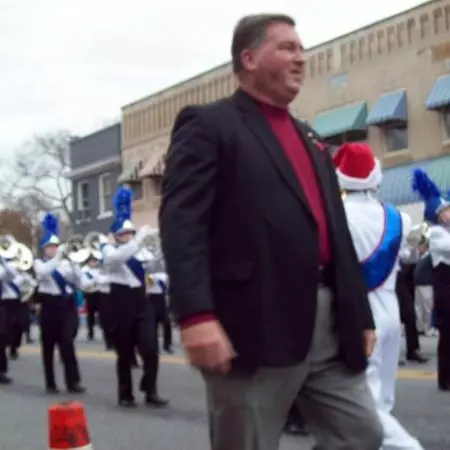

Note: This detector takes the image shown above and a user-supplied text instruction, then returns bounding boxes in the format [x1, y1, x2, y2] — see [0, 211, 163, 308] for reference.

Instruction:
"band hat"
[110, 186, 136, 235]
[333, 142, 382, 191]
[40, 213, 61, 248]
[412, 168, 450, 224]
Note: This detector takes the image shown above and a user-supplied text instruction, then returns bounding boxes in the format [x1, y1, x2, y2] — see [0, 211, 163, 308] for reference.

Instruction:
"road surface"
[0, 328, 448, 450]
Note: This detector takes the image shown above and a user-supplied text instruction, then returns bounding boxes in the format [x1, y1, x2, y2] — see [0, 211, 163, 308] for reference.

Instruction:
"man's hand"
[364, 330, 376, 357]
[181, 320, 236, 374]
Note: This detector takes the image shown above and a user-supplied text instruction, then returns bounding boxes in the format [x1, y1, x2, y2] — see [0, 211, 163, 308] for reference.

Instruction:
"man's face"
[44, 244, 58, 259]
[242, 22, 306, 105]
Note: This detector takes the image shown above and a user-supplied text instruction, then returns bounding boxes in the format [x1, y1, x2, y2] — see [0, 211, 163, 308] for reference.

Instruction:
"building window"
[77, 180, 90, 220]
[324, 130, 367, 146]
[131, 183, 143, 201]
[383, 124, 408, 152]
[98, 173, 113, 216]
[442, 108, 450, 141]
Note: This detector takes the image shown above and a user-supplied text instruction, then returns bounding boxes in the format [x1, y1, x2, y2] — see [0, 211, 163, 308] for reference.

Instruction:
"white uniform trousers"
[367, 298, 423, 450]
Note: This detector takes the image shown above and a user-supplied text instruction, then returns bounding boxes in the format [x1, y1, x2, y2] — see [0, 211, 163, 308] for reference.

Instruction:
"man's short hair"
[231, 14, 296, 74]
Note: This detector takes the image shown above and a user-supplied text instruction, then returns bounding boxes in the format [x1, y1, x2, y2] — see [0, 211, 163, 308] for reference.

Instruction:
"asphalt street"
[0, 328, 448, 450]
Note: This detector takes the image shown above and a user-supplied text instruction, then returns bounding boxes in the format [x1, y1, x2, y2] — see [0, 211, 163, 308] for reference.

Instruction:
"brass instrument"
[135, 227, 163, 263]
[83, 231, 108, 261]
[143, 228, 163, 260]
[65, 234, 90, 264]
[0, 235, 19, 260]
[0, 235, 34, 271]
[11, 242, 34, 272]
[406, 222, 430, 248]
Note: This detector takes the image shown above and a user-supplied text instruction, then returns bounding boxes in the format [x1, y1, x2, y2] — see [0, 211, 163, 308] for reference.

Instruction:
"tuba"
[83, 231, 108, 261]
[0, 235, 34, 271]
[0, 235, 19, 260]
[65, 234, 91, 264]
[12, 242, 34, 272]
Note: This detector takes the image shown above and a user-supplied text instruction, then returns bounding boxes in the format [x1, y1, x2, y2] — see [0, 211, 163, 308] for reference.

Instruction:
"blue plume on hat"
[412, 169, 441, 199]
[412, 168, 447, 224]
[110, 186, 134, 233]
[41, 213, 59, 235]
[40, 212, 60, 248]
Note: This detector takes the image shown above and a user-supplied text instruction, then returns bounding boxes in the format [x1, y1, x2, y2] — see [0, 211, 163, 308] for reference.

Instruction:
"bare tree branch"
[0, 130, 74, 232]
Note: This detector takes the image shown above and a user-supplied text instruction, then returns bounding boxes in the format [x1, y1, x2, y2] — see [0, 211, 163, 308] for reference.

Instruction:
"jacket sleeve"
[159, 106, 218, 323]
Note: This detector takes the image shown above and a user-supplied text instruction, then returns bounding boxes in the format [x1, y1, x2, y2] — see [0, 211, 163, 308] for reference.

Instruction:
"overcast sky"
[1, 0, 425, 156]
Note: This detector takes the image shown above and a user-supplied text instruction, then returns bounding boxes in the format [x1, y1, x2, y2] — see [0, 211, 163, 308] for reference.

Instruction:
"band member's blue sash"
[7, 281, 21, 298]
[157, 279, 167, 293]
[362, 203, 403, 292]
[51, 270, 72, 297]
[127, 257, 146, 285]
[85, 271, 94, 280]
[100, 242, 146, 285]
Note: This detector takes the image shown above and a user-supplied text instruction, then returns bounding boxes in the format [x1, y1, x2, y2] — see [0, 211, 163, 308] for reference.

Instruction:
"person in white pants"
[334, 142, 424, 450]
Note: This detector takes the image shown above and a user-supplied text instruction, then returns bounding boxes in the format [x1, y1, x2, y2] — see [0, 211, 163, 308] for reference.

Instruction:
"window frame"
[76, 180, 90, 220]
[98, 172, 113, 217]
[382, 122, 409, 153]
[441, 108, 450, 142]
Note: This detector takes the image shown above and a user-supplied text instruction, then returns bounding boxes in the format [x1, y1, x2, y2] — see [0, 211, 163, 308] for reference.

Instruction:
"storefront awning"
[139, 149, 166, 179]
[366, 90, 407, 126]
[312, 101, 367, 138]
[425, 74, 450, 110]
[380, 155, 450, 205]
[117, 161, 142, 184]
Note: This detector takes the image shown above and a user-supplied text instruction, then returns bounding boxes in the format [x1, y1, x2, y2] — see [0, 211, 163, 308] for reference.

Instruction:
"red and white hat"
[333, 142, 382, 191]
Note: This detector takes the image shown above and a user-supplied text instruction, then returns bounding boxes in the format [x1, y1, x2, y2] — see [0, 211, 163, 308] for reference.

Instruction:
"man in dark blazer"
[160, 13, 382, 450]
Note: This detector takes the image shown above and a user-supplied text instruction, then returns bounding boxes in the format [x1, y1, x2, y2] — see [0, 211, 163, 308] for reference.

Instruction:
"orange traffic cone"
[48, 402, 93, 450]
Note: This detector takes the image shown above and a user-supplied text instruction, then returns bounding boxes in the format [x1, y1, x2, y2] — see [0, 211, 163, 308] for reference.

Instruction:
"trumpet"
[64, 234, 91, 264]
[0, 235, 34, 272]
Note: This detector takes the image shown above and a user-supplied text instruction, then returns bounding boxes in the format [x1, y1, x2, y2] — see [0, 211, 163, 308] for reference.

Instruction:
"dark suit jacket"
[159, 90, 374, 372]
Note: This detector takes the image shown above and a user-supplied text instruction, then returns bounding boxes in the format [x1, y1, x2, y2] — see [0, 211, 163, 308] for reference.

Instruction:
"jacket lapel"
[294, 120, 340, 235]
[232, 90, 313, 217]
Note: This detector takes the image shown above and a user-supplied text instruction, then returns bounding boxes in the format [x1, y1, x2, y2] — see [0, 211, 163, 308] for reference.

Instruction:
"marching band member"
[0, 256, 25, 361]
[147, 269, 173, 353]
[81, 252, 113, 350]
[333, 143, 423, 450]
[8, 268, 37, 359]
[18, 269, 37, 347]
[412, 168, 450, 391]
[101, 186, 168, 408]
[0, 253, 21, 384]
[34, 213, 85, 394]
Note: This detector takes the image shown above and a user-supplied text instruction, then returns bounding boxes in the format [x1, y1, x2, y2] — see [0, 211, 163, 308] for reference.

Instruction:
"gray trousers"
[203, 287, 383, 450]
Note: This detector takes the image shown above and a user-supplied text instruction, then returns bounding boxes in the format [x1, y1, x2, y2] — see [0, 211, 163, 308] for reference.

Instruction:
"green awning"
[117, 162, 142, 184]
[380, 155, 450, 205]
[312, 101, 368, 138]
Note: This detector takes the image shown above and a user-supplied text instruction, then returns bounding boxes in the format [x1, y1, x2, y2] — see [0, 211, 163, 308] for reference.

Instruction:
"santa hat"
[333, 142, 382, 191]
[110, 185, 136, 235]
[412, 169, 450, 224]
